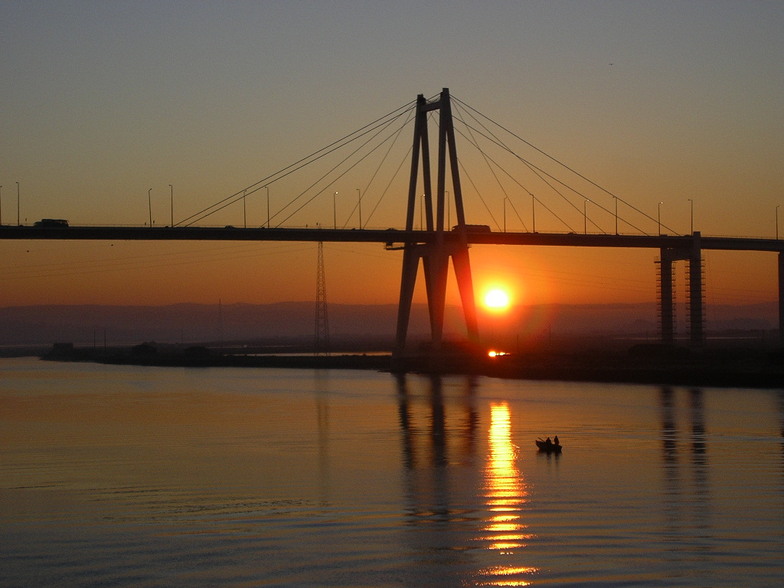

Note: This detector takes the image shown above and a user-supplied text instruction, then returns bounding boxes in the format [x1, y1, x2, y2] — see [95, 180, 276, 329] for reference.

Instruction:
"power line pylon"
[315, 241, 330, 355]
[394, 88, 480, 358]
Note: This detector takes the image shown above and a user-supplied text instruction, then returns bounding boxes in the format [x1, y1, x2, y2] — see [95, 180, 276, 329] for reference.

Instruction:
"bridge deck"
[0, 225, 782, 252]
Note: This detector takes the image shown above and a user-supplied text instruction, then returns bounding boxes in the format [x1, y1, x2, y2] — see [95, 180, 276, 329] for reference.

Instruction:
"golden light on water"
[476, 402, 538, 586]
[476, 566, 538, 587]
[485, 402, 527, 549]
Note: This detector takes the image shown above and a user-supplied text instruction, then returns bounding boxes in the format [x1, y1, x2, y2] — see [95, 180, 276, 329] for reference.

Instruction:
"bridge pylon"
[394, 89, 480, 358]
[779, 253, 784, 344]
[657, 232, 704, 346]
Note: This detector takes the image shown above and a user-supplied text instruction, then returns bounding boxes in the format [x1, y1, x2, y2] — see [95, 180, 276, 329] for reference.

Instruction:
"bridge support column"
[688, 232, 704, 346]
[395, 244, 425, 353]
[658, 232, 704, 346]
[779, 252, 784, 345]
[658, 249, 675, 344]
[451, 245, 479, 341]
[394, 241, 479, 356]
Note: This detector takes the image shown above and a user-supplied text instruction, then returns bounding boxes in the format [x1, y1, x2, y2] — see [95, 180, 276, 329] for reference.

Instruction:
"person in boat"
[554, 435, 560, 446]
[545, 437, 553, 447]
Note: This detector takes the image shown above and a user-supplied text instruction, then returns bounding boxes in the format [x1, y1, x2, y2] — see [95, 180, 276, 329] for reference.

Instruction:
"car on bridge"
[452, 224, 491, 232]
[34, 219, 69, 228]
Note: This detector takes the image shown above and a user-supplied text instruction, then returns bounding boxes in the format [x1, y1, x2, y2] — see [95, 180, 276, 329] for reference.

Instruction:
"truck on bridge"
[33, 219, 69, 228]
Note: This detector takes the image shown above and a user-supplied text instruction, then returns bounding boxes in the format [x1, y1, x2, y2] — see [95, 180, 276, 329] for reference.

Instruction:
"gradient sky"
[2, 1, 782, 310]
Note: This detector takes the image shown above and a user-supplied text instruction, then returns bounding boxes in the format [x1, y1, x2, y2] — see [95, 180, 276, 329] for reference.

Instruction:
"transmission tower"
[314, 241, 330, 355]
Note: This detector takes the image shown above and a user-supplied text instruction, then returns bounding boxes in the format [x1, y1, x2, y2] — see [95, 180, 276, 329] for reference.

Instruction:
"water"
[1, 358, 782, 586]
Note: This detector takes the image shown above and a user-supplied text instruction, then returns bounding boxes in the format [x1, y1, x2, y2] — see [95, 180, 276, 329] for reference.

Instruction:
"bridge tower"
[394, 88, 480, 357]
[656, 250, 676, 344]
[780, 253, 784, 344]
[657, 232, 704, 346]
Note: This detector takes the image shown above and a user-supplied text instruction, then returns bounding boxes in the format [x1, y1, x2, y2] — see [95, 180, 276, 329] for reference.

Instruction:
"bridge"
[4, 224, 782, 252]
[2, 89, 783, 355]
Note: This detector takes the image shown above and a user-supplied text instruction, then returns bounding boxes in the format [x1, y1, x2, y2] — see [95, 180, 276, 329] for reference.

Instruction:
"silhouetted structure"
[394, 88, 479, 358]
[315, 241, 330, 354]
[657, 233, 705, 345]
[3, 89, 784, 348]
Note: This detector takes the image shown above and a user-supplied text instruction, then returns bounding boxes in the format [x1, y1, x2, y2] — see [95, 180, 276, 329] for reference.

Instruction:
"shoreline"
[37, 344, 784, 390]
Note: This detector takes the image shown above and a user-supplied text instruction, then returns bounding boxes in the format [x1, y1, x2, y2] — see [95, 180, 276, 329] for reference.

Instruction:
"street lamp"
[776, 205, 780, 240]
[0, 185, 3, 225]
[503, 197, 508, 232]
[614, 195, 618, 235]
[147, 188, 152, 227]
[169, 184, 174, 227]
[657, 201, 663, 235]
[688, 198, 694, 234]
[266, 186, 270, 228]
[356, 188, 362, 229]
[16, 181, 20, 226]
[333, 191, 338, 229]
[243, 189, 247, 228]
[584, 199, 589, 234]
[531, 193, 536, 233]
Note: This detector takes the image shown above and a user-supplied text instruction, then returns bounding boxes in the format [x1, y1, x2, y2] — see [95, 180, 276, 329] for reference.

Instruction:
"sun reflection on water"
[476, 402, 538, 586]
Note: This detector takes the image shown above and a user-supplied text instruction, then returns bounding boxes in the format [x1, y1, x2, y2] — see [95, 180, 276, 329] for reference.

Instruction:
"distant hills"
[0, 301, 778, 347]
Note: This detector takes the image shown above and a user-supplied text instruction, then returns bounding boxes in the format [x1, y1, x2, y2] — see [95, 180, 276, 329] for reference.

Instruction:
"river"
[1, 358, 782, 586]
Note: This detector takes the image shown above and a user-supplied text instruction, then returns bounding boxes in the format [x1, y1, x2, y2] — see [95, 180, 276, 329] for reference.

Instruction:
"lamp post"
[243, 189, 247, 228]
[356, 188, 362, 229]
[614, 195, 618, 235]
[0, 185, 3, 225]
[531, 193, 536, 233]
[584, 199, 589, 234]
[333, 191, 338, 229]
[16, 182, 20, 226]
[688, 198, 694, 234]
[503, 197, 508, 232]
[266, 186, 270, 228]
[147, 188, 152, 227]
[777, 205, 780, 240]
[169, 184, 174, 227]
[657, 201, 663, 235]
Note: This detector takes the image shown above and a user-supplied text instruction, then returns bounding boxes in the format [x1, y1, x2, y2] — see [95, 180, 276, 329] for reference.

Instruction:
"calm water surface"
[1, 358, 782, 586]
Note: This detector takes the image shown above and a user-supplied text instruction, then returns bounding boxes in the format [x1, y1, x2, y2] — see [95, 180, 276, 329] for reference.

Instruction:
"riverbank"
[38, 341, 784, 389]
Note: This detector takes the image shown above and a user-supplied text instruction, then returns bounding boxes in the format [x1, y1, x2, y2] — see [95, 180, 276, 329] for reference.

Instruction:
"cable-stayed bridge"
[2, 89, 783, 354]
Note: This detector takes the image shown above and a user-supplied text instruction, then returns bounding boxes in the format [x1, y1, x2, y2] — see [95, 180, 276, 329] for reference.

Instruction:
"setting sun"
[484, 288, 511, 311]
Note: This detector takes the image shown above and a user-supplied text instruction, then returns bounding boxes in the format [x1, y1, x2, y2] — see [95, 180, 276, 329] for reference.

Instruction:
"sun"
[484, 288, 511, 311]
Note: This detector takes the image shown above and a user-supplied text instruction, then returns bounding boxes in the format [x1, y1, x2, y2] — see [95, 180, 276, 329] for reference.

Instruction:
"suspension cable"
[364, 145, 412, 228]
[183, 104, 413, 226]
[452, 117, 577, 232]
[456, 109, 639, 234]
[274, 111, 413, 227]
[452, 100, 524, 230]
[341, 107, 414, 228]
[452, 95, 679, 235]
[178, 98, 416, 226]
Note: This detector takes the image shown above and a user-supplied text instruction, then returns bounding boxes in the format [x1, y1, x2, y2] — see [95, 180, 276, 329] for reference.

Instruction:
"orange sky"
[0, 238, 777, 310]
[2, 3, 782, 311]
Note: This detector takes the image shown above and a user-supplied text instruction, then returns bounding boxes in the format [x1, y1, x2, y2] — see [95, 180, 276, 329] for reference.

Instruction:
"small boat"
[536, 439, 562, 453]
